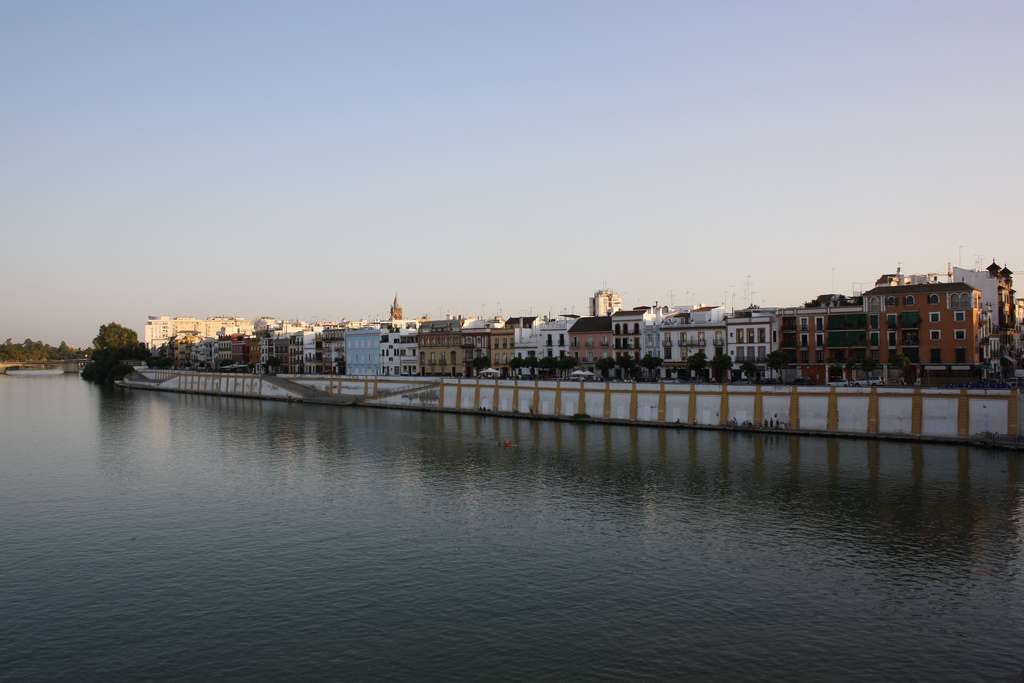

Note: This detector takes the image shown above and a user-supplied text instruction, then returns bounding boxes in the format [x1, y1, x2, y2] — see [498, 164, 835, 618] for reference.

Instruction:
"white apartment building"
[144, 316, 254, 350]
[589, 289, 623, 317]
[381, 325, 419, 376]
[513, 317, 544, 362]
[657, 306, 727, 379]
[537, 316, 576, 359]
[190, 338, 217, 369]
[726, 306, 779, 368]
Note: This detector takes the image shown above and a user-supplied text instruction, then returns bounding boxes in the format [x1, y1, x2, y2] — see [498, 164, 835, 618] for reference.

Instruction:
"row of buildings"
[147, 263, 1024, 385]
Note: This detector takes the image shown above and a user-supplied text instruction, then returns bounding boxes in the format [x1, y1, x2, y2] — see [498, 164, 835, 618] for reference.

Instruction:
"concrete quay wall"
[129, 370, 1023, 448]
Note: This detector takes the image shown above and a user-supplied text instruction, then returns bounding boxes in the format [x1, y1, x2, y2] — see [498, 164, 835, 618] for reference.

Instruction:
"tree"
[710, 352, 733, 383]
[861, 353, 878, 379]
[891, 353, 912, 383]
[509, 356, 525, 376]
[615, 355, 637, 379]
[740, 361, 759, 382]
[81, 322, 148, 385]
[557, 355, 578, 377]
[844, 358, 859, 381]
[639, 353, 663, 379]
[538, 356, 559, 375]
[92, 322, 139, 352]
[0, 337, 84, 362]
[267, 356, 283, 374]
[146, 356, 174, 369]
[595, 356, 616, 379]
[686, 350, 707, 381]
[470, 355, 491, 373]
[828, 364, 844, 382]
[766, 350, 787, 383]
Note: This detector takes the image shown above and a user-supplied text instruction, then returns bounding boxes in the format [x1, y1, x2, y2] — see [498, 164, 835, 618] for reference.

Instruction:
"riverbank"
[119, 370, 1024, 451]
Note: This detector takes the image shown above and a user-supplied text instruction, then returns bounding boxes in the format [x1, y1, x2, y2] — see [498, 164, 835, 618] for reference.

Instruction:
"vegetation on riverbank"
[80, 322, 149, 384]
[0, 338, 85, 362]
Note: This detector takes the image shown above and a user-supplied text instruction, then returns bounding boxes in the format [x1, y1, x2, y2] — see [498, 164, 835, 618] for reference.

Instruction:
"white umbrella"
[570, 369, 595, 377]
[479, 368, 501, 377]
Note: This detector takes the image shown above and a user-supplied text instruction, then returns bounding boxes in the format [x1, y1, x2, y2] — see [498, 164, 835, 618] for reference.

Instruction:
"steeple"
[389, 293, 403, 321]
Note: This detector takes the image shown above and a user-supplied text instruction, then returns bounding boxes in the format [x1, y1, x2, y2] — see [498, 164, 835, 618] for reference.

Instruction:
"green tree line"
[0, 338, 86, 362]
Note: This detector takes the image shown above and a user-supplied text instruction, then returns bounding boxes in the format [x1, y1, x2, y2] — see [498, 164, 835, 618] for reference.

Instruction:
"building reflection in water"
[106, 391, 1022, 574]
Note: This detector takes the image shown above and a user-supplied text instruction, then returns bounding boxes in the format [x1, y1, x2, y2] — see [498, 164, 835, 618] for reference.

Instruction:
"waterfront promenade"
[123, 370, 1024, 449]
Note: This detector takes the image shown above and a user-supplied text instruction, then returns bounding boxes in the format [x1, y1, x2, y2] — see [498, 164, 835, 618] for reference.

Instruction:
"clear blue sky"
[3, 1, 1022, 345]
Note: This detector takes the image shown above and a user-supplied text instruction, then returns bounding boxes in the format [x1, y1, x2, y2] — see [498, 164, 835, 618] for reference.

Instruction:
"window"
[930, 348, 941, 363]
[870, 331, 879, 347]
[927, 294, 939, 305]
[815, 317, 824, 331]
[758, 328, 766, 343]
[799, 317, 808, 331]
[929, 312, 940, 323]
[885, 296, 897, 306]
[929, 330, 941, 341]
[955, 348, 966, 363]
[904, 295, 915, 305]
[887, 331, 897, 347]
[954, 329, 966, 341]
[954, 311, 965, 322]
[887, 314, 897, 328]
[815, 350, 824, 363]
[816, 333, 824, 347]
[800, 333, 808, 347]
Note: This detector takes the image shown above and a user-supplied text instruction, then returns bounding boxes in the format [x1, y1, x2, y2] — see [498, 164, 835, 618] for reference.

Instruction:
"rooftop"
[568, 316, 612, 333]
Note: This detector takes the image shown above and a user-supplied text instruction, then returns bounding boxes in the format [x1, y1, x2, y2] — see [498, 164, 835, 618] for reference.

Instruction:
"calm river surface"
[2, 375, 1023, 681]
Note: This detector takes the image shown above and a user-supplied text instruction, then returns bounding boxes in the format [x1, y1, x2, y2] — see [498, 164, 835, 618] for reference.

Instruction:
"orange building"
[863, 281, 982, 383]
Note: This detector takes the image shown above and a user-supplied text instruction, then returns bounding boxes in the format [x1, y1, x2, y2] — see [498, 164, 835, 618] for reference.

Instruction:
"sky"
[2, 1, 1022, 346]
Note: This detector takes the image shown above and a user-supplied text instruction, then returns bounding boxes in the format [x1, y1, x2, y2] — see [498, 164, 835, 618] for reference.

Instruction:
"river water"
[1, 375, 1022, 681]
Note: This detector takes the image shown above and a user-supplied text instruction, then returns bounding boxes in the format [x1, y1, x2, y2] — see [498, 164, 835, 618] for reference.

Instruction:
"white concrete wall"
[132, 371, 1020, 441]
[878, 396, 913, 434]
[922, 395, 957, 437]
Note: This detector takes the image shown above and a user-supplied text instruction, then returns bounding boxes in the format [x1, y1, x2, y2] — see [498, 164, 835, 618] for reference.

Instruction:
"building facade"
[418, 319, 466, 376]
[345, 327, 382, 376]
[144, 316, 254, 350]
[569, 316, 612, 372]
[589, 289, 623, 317]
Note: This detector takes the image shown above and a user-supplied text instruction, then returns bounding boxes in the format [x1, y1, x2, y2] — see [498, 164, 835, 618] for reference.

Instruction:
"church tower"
[389, 293, 404, 321]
